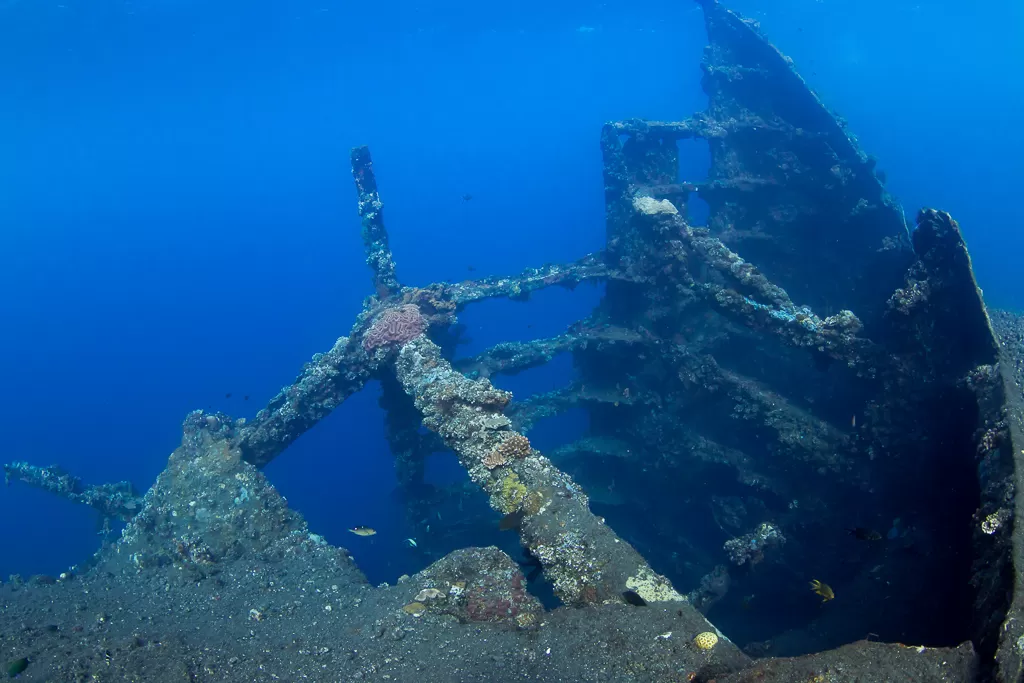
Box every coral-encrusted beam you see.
[351,145,401,298]
[237,336,373,468]
[393,334,718,619]
[236,147,400,469]
[627,191,884,373]
[3,462,142,522]
[437,253,610,308]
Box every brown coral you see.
[494,433,532,461]
[402,285,457,315]
[481,433,531,471]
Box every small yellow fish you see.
[349,526,377,537]
[810,579,834,602]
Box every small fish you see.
[244,395,250,401]
[467,265,476,272]
[461,193,473,201]
[809,579,834,602]
[846,527,882,542]
[851,415,856,428]
[7,657,29,677]
[349,526,376,537]
[225,393,232,399]
[405,538,417,548]
[499,509,525,531]
[622,590,647,606]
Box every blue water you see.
[0,0,1020,584]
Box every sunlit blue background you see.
[1,0,1020,583]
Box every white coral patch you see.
[626,566,685,602]
[632,196,679,216]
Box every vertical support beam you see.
[351,145,401,297]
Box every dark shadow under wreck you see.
[4,1,1024,681]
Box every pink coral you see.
[362,304,427,352]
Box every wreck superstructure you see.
[5,1,1024,681]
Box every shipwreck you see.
[4,1,1024,681]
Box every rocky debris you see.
[411,547,543,628]
[97,411,366,587]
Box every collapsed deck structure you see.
[4,1,1024,680]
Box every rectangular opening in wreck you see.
[259,381,424,585]
[450,282,604,362]
[490,350,577,397]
